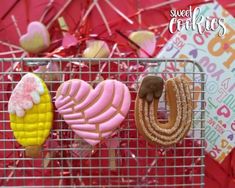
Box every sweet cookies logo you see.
[168,6,226,36]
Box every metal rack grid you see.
[0,58,205,187]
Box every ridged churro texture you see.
[55,79,131,146]
[8,73,53,157]
[135,76,192,146]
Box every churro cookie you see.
[135,76,192,146]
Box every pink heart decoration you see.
[217,105,231,118]
[62,33,78,48]
[181,34,187,40]
[20,21,50,54]
[223,43,230,50]
[55,79,131,146]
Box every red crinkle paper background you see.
[0,0,234,187]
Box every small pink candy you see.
[62,33,78,48]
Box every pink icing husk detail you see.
[8,73,44,117]
[55,79,131,146]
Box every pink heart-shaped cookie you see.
[55,79,131,146]
[20,21,50,54]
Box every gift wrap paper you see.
[149,3,235,163]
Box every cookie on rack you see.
[55,79,131,146]
[8,73,53,157]
[135,75,192,146]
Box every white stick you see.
[160,25,169,42]
[11,15,22,37]
[226,2,235,7]
[0,50,23,56]
[6,152,22,183]
[80,1,96,24]
[0,40,24,50]
[47,0,73,29]
[95,2,112,35]
[148,23,169,30]
[40,0,55,22]
[105,0,133,24]
[109,43,117,58]
[95,43,117,79]
[115,46,122,57]
[9,46,16,58]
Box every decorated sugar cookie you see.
[55,79,131,146]
[20,21,50,54]
[129,30,156,58]
[83,40,110,58]
[8,73,53,157]
[135,76,192,146]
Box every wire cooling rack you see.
[0,58,205,187]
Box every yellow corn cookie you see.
[8,73,53,157]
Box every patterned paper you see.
[150,3,235,163]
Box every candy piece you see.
[135,76,192,146]
[55,79,131,146]
[129,30,156,58]
[20,21,50,54]
[82,40,110,58]
[62,33,78,48]
[8,73,53,157]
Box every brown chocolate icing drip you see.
[135,76,192,146]
[138,76,164,103]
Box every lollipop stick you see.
[94,43,117,81]
[0,40,24,50]
[80,1,96,25]
[40,0,55,22]
[6,152,22,183]
[0,50,23,56]
[95,2,112,35]
[11,15,21,37]
[9,46,16,58]
[106,139,119,171]
[46,0,73,29]
[105,0,133,24]
[226,2,235,7]
[109,149,116,170]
